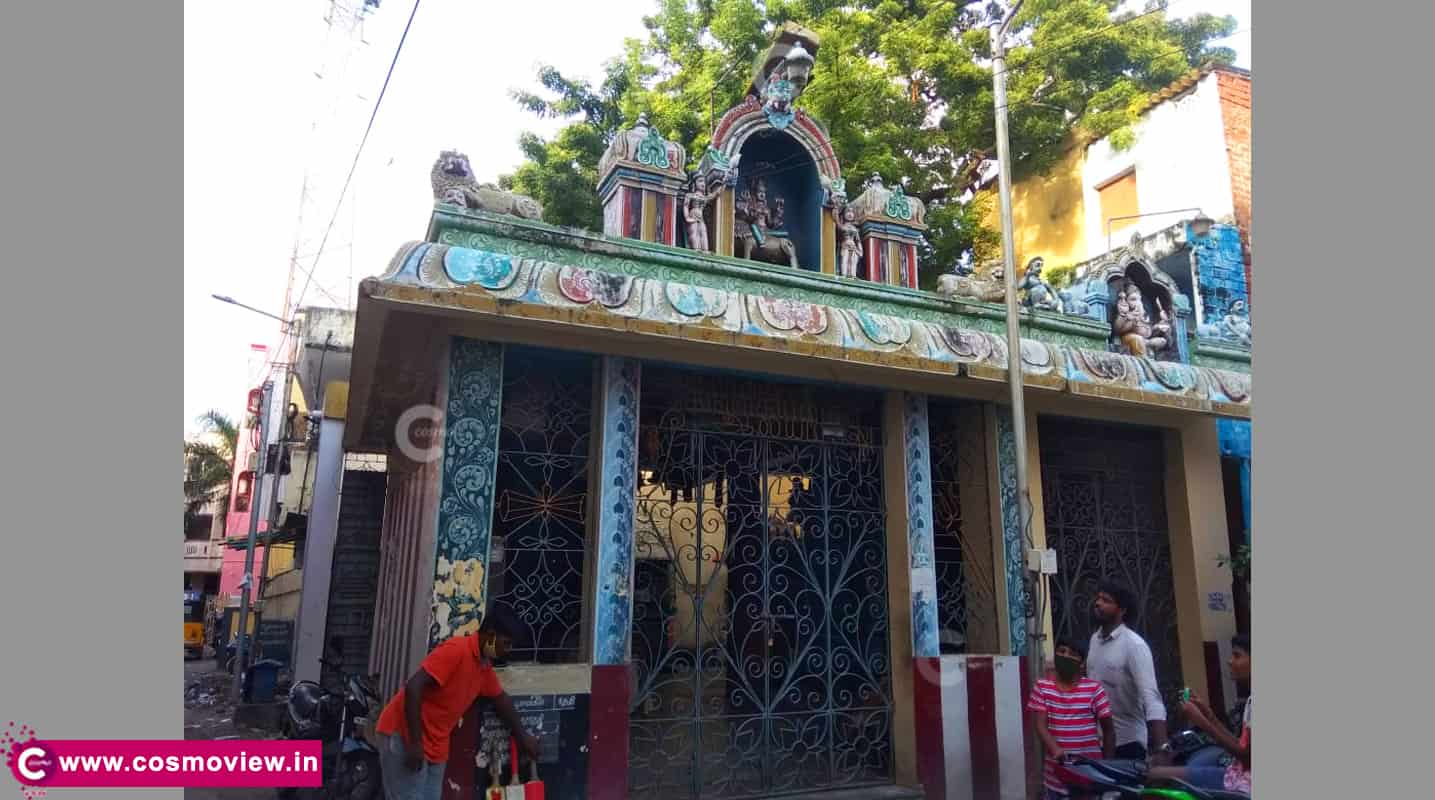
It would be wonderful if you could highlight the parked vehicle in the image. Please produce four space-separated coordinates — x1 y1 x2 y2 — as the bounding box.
1053 755 1249 800
183 594 206 659
276 658 382 800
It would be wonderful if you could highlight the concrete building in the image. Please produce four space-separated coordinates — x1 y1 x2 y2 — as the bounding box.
985 65 1252 295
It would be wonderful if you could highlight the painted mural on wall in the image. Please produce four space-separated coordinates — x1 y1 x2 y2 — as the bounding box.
375 240 1252 418
430 338 505 645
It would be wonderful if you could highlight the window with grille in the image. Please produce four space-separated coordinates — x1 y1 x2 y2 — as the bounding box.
487 348 595 664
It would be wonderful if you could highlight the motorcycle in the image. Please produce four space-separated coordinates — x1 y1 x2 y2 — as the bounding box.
1052 755 1250 800
276 658 382 800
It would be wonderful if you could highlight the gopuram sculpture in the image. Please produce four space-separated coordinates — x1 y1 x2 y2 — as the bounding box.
683 174 723 253
1112 279 1172 358
1017 257 1062 312
431 150 543 221
936 259 1006 303
734 174 799 267
1221 300 1253 346
834 200 863 278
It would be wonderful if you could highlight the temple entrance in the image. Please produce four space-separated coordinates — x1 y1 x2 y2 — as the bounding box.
628 367 893 800
1039 418 1184 709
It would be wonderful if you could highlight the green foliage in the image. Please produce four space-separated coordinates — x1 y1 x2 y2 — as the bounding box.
1043 262 1077 289
504 0 1238 273
1218 541 1251 584
183 410 239 532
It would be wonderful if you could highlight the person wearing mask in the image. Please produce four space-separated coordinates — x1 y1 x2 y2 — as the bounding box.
1085 580 1170 762
1027 637 1116 798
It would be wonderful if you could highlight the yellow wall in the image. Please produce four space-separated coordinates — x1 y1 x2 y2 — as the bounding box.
983 143 1088 271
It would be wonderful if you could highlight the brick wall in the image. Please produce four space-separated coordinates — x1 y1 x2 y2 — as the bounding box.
1216 69 1252 297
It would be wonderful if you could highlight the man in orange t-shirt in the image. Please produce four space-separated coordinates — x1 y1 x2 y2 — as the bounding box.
374 616 539 800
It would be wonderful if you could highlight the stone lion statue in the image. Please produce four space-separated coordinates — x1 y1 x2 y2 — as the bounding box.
936 259 1006 303
431 150 543 221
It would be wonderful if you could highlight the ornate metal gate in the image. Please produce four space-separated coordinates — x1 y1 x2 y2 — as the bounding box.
1039 418 1183 708
628 368 893 800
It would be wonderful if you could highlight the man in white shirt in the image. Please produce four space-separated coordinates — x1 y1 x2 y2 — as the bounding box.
1084 580 1170 763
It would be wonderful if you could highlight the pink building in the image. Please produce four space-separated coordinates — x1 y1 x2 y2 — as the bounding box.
218 344 275 603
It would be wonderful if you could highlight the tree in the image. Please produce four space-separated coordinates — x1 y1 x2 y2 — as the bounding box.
183 410 239 533
504 0 1237 279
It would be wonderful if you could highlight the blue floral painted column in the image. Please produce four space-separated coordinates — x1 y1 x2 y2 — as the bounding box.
430 338 505 647
901 393 940 658
995 408 1029 656
592 357 642 664
587 357 641 800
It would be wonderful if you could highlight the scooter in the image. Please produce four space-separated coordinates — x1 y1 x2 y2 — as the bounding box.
1053 755 1250 800
276 658 382 800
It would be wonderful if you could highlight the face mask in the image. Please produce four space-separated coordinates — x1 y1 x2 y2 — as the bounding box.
1054 655 1082 681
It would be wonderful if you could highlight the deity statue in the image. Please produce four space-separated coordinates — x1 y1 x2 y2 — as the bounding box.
1017 257 1062 312
683 174 723 253
1112 280 1170 358
734 176 799 267
834 202 863 278
1220 299 1253 346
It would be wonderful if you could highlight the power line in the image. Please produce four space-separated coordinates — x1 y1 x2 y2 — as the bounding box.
290 0 423 319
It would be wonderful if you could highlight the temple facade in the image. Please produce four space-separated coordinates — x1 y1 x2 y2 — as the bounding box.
344 24 1251 800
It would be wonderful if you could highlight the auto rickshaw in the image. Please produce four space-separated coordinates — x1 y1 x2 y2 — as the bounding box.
183 593 206 659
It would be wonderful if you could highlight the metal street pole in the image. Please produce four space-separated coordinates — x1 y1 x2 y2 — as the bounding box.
991 0 1046 764
234 379 274 699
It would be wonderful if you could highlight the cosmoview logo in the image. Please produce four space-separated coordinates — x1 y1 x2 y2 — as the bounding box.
14 745 54 784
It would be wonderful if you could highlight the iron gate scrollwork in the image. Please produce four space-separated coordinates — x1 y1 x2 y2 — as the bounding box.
929 400 1000 655
488 348 594 664
1039 418 1183 710
629 368 893 800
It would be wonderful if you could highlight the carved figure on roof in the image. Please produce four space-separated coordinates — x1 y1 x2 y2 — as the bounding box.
758 40 815 130
1220 300 1252 346
431 150 543 221
834 201 863 278
683 174 723 253
1017 257 1062 312
1058 289 1091 316
1113 279 1170 357
936 260 1006 303
734 175 799 267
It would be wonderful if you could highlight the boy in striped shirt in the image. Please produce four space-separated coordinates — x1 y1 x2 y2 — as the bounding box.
1027 638 1116 798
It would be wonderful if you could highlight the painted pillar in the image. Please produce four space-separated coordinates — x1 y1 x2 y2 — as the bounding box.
429 338 505 646
587 357 641 800
992 408 1028 657
883 392 943 797
1164 419 1239 719
716 190 735 257
641 190 658 242
821 210 836 275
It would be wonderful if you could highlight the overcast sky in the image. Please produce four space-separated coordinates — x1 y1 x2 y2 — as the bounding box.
183 0 1250 437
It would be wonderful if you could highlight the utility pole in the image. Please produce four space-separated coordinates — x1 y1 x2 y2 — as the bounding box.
234 379 274 699
991 0 1047 766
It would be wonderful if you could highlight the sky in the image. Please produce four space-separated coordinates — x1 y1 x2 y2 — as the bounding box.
183 0 1250 437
